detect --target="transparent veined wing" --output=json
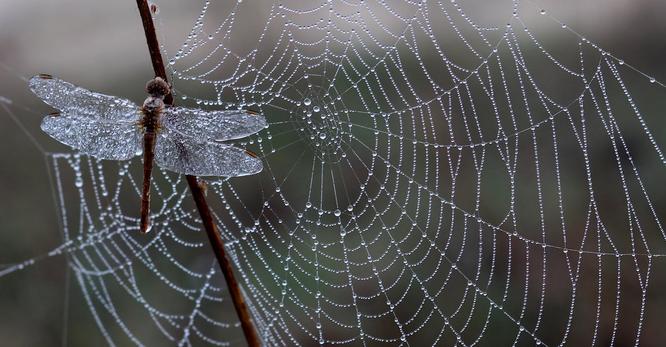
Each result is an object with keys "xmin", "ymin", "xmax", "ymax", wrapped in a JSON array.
[
  {"xmin": 162, "ymin": 107, "xmax": 267, "ymax": 141},
  {"xmin": 29, "ymin": 74, "xmax": 140, "ymax": 121},
  {"xmin": 41, "ymin": 113, "xmax": 142, "ymax": 160},
  {"xmin": 155, "ymin": 127, "xmax": 262, "ymax": 177}
]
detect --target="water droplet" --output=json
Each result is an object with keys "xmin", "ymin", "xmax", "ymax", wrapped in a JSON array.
[
  {"xmin": 313, "ymin": 106, "xmax": 320, "ymax": 112},
  {"xmin": 303, "ymin": 98, "xmax": 312, "ymax": 106},
  {"xmin": 334, "ymin": 209, "xmax": 341, "ymax": 217},
  {"xmin": 319, "ymin": 132, "xmax": 327, "ymax": 139}
]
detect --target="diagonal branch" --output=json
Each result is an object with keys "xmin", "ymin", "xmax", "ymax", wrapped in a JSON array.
[{"xmin": 135, "ymin": 1, "xmax": 261, "ymax": 346}]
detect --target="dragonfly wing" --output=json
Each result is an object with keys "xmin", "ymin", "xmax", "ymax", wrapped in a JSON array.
[
  {"xmin": 154, "ymin": 127, "xmax": 262, "ymax": 177},
  {"xmin": 162, "ymin": 107, "xmax": 267, "ymax": 141},
  {"xmin": 41, "ymin": 114, "xmax": 142, "ymax": 160},
  {"xmin": 29, "ymin": 74, "xmax": 141, "ymax": 121}
]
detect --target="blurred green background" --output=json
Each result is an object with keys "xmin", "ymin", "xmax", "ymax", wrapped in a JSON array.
[{"xmin": 1, "ymin": 0, "xmax": 665, "ymax": 346}]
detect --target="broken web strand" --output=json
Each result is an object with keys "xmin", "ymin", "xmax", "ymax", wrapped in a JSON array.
[{"xmin": 0, "ymin": 0, "xmax": 665, "ymax": 346}]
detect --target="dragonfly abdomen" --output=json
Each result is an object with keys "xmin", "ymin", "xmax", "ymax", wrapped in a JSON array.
[
  {"xmin": 140, "ymin": 130, "xmax": 157, "ymax": 233},
  {"xmin": 139, "ymin": 97, "xmax": 163, "ymax": 233}
]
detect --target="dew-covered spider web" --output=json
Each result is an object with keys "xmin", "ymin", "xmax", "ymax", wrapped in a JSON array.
[{"xmin": 2, "ymin": 0, "xmax": 666, "ymax": 346}]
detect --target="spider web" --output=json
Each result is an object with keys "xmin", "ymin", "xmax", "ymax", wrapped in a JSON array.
[{"xmin": 2, "ymin": 0, "xmax": 666, "ymax": 345}]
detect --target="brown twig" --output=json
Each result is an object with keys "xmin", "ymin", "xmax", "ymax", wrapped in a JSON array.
[
  {"xmin": 135, "ymin": 1, "xmax": 261, "ymax": 346},
  {"xmin": 185, "ymin": 176, "xmax": 261, "ymax": 347}
]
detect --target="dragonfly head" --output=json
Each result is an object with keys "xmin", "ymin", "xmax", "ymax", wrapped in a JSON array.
[{"xmin": 145, "ymin": 77, "xmax": 170, "ymax": 99}]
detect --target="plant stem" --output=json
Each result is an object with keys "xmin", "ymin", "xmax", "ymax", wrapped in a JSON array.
[
  {"xmin": 185, "ymin": 176, "xmax": 261, "ymax": 347},
  {"xmin": 135, "ymin": 1, "xmax": 261, "ymax": 346},
  {"xmin": 135, "ymin": 1, "xmax": 172, "ymax": 106}
]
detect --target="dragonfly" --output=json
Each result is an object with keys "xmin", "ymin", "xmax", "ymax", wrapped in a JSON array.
[{"xmin": 29, "ymin": 74, "xmax": 267, "ymax": 233}]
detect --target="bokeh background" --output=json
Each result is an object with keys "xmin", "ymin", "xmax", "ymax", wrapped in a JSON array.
[{"xmin": 1, "ymin": 0, "xmax": 665, "ymax": 346}]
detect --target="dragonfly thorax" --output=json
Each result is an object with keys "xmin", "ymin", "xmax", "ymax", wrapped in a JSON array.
[
  {"xmin": 140, "ymin": 96, "xmax": 163, "ymax": 133},
  {"xmin": 141, "ymin": 77, "xmax": 169, "ymax": 132},
  {"xmin": 142, "ymin": 96, "xmax": 164, "ymax": 113}
]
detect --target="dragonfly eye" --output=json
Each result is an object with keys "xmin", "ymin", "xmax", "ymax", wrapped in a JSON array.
[{"xmin": 146, "ymin": 77, "xmax": 170, "ymax": 98}]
